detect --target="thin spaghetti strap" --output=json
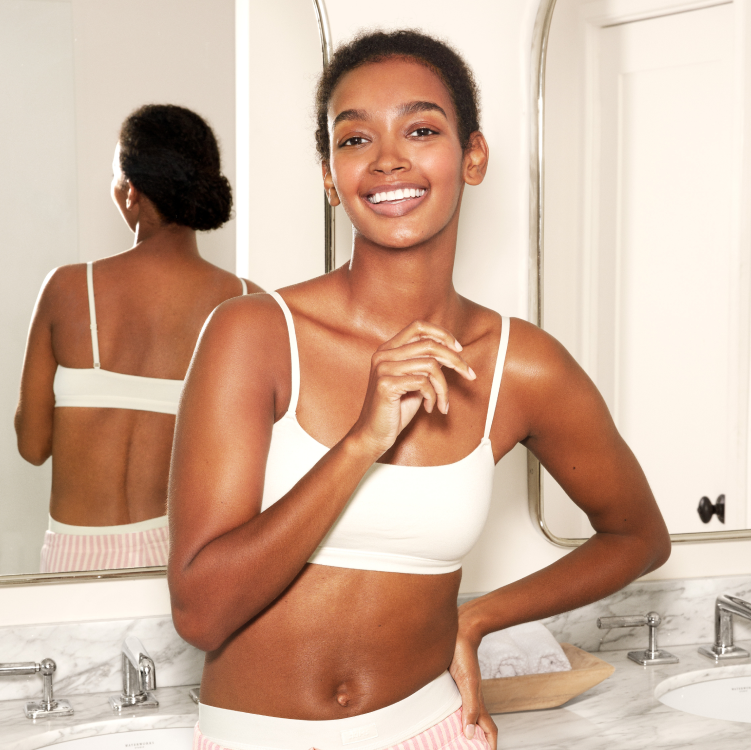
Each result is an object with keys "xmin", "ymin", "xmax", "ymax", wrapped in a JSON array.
[
  {"xmin": 483, "ymin": 316, "xmax": 511, "ymax": 439},
  {"xmin": 240, "ymin": 278, "xmax": 248, "ymax": 295},
  {"xmin": 269, "ymin": 291, "xmax": 300, "ymax": 415},
  {"xmin": 86, "ymin": 262, "xmax": 101, "ymax": 369}
]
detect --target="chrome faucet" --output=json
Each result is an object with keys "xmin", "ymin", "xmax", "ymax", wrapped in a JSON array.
[
  {"xmin": 597, "ymin": 611, "xmax": 678, "ymax": 665},
  {"xmin": 109, "ymin": 636, "xmax": 159, "ymax": 711},
  {"xmin": 0, "ymin": 658, "xmax": 74, "ymax": 718},
  {"xmin": 699, "ymin": 594, "xmax": 751, "ymax": 660}
]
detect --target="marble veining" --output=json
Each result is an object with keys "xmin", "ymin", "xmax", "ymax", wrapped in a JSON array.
[
  {"xmin": 2, "ymin": 573, "xmax": 750, "ymax": 703},
  {"xmin": 0, "ymin": 685, "xmax": 198, "ymax": 750},
  {"xmin": 3, "ymin": 646, "xmax": 751, "ymax": 749},
  {"xmin": 0, "ymin": 617, "xmax": 203, "ymax": 702},
  {"xmin": 493, "ymin": 641, "xmax": 751, "ymax": 750},
  {"xmin": 463, "ymin": 574, "xmax": 751, "ymax": 653}
]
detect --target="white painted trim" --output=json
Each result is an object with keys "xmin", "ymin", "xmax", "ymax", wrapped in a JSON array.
[
  {"xmin": 235, "ymin": 0, "xmax": 250, "ymax": 279},
  {"xmin": 581, "ymin": 0, "xmax": 732, "ymax": 28}
]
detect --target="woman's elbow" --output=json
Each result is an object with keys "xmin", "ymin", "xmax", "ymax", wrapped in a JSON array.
[
  {"xmin": 642, "ymin": 513, "xmax": 671, "ymax": 574},
  {"xmin": 14, "ymin": 413, "xmax": 52, "ymax": 465},
  {"xmin": 16, "ymin": 436, "xmax": 51, "ymax": 466},
  {"xmin": 650, "ymin": 526, "xmax": 672, "ymax": 572},
  {"xmin": 171, "ymin": 602, "xmax": 227, "ymax": 653},
  {"xmin": 169, "ymin": 571, "xmax": 228, "ymax": 652}
]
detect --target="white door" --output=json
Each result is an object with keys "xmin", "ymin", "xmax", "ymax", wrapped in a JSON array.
[{"xmin": 594, "ymin": 3, "xmax": 738, "ymax": 533}]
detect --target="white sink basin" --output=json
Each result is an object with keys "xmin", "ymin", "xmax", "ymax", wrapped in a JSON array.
[
  {"xmin": 656, "ymin": 664, "xmax": 751, "ymax": 723},
  {"xmin": 46, "ymin": 727, "xmax": 194, "ymax": 749}
]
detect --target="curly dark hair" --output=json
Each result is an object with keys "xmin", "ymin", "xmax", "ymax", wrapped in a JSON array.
[
  {"xmin": 315, "ymin": 29, "xmax": 481, "ymax": 163},
  {"xmin": 118, "ymin": 104, "xmax": 232, "ymax": 231}
]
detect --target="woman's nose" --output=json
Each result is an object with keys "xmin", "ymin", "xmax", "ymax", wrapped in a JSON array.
[{"xmin": 371, "ymin": 137, "xmax": 410, "ymax": 175}]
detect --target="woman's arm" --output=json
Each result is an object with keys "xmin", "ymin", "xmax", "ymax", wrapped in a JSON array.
[
  {"xmin": 167, "ymin": 297, "xmax": 475, "ymax": 652},
  {"xmin": 15, "ymin": 270, "xmax": 60, "ymax": 465},
  {"xmin": 451, "ymin": 321, "xmax": 670, "ymax": 746}
]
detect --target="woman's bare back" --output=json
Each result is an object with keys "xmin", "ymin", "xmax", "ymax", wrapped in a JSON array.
[{"xmin": 45, "ymin": 248, "xmax": 261, "ymax": 525}]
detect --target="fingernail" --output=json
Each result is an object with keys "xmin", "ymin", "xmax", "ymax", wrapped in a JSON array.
[
  {"xmin": 454, "ymin": 340, "xmax": 463, "ymax": 352},
  {"xmin": 464, "ymin": 724, "xmax": 476, "ymax": 740},
  {"xmin": 445, "ymin": 402, "xmax": 450, "ymax": 414},
  {"xmin": 468, "ymin": 367, "xmax": 476, "ymax": 379}
]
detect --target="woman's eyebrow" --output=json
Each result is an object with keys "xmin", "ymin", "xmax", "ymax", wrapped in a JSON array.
[
  {"xmin": 333, "ymin": 109, "xmax": 369, "ymax": 127},
  {"xmin": 332, "ymin": 101, "xmax": 448, "ymax": 128},
  {"xmin": 396, "ymin": 101, "xmax": 447, "ymax": 119}
]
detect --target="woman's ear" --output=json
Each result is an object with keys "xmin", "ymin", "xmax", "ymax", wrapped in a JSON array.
[
  {"xmin": 463, "ymin": 132, "xmax": 489, "ymax": 186},
  {"xmin": 321, "ymin": 162, "xmax": 341, "ymax": 207},
  {"xmin": 124, "ymin": 181, "xmax": 141, "ymax": 211}
]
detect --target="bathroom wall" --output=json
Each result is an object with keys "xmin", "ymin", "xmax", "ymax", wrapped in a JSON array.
[{"xmin": 2, "ymin": 0, "xmax": 751, "ymax": 630}]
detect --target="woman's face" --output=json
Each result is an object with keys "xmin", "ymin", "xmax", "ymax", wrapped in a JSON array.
[
  {"xmin": 111, "ymin": 143, "xmax": 136, "ymax": 232},
  {"xmin": 327, "ymin": 58, "xmax": 477, "ymax": 250}
]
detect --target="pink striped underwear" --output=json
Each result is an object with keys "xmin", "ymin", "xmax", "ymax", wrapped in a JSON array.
[
  {"xmin": 39, "ymin": 515, "xmax": 169, "ymax": 572},
  {"xmin": 193, "ymin": 708, "xmax": 490, "ymax": 750},
  {"xmin": 193, "ymin": 672, "xmax": 491, "ymax": 750}
]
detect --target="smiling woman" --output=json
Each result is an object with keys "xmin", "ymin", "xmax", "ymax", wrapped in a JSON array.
[{"xmin": 167, "ymin": 29, "xmax": 670, "ymax": 750}]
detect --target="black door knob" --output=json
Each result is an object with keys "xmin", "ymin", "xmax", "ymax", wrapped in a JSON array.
[{"xmin": 697, "ymin": 494, "xmax": 725, "ymax": 524}]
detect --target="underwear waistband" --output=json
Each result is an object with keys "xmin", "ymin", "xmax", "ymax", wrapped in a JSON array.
[
  {"xmin": 199, "ymin": 670, "xmax": 462, "ymax": 750},
  {"xmin": 47, "ymin": 514, "xmax": 168, "ymax": 536}
]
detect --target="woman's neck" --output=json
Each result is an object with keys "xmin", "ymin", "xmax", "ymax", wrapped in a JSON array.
[
  {"xmin": 131, "ymin": 221, "xmax": 200, "ymax": 259},
  {"xmin": 342, "ymin": 226, "xmax": 462, "ymax": 336}
]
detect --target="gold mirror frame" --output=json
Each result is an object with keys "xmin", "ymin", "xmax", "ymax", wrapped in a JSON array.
[
  {"xmin": 0, "ymin": 0, "xmax": 335, "ymax": 587},
  {"xmin": 527, "ymin": 0, "xmax": 751, "ymax": 547}
]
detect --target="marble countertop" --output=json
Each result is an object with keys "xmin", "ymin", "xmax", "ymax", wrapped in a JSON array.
[
  {"xmin": 493, "ymin": 640, "xmax": 751, "ymax": 749},
  {"xmin": 2, "ymin": 642, "xmax": 749, "ymax": 749},
  {"xmin": 1, "ymin": 685, "xmax": 199, "ymax": 749}
]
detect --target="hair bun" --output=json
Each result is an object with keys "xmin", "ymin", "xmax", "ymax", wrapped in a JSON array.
[{"xmin": 119, "ymin": 104, "xmax": 232, "ymax": 231}]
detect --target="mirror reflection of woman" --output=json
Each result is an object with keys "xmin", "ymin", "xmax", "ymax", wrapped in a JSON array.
[
  {"xmin": 168, "ymin": 32, "xmax": 670, "ymax": 750},
  {"xmin": 15, "ymin": 104, "xmax": 262, "ymax": 574}
]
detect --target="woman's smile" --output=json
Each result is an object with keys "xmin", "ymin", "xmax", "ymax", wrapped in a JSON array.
[{"xmin": 363, "ymin": 184, "xmax": 428, "ymax": 217}]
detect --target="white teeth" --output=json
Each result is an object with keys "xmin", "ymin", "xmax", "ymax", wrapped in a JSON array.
[{"xmin": 368, "ymin": 188, "xmax": 426, "ymax": 204}]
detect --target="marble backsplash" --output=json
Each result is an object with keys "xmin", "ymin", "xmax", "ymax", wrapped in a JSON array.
[
  {"xmin": 462, "ymin": 573, "xmax": 751, "ymax": 653},
  {"xmin": 1, "ymin": 573, "xmax": 750, "ymax": 702},
  {"xmin": 0, "ymin": 614, "xmax": 203, "ymax": 702}
]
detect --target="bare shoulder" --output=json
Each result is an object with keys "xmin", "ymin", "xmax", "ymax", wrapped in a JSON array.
[
  {"xmin": 505, "ymin": 318, "xmax": 579, "ymax": 382},
  {"xmin": 198, "ymin": 292, "xmax": 289, "ymax": 357},
  {"xmin": 189, "ymin": 292, "xmax": 293, "ymax": 416},
  {"xmin": 34, "ymin": 263, "xmax": 88, "ymax": 317}
]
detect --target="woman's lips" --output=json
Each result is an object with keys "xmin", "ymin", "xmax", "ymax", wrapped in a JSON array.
[{"xmin": 362, "ymin": 187, "xmax": 428, "ymax": 217}]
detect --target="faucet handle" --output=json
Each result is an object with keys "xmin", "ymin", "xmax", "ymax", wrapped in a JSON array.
[
  {"xmin": 597, "ymin": 614, "xmax": 651, "ymax": 629},
  {"xmin": 598, "ymin": 611, "xmax": 679, "ymax": 666},
  {"xmin": 109, "ymin": 638, "xmax": 159, "ymax": 712}
]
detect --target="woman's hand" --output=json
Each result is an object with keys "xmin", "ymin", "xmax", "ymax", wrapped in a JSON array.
[
  {"xmin": 449, "ymin": 623, "xmax": 498, "ymax": 749},
  {"xmin": 348, "ymin": 320, "xmax": 476, "ymax": 458}
]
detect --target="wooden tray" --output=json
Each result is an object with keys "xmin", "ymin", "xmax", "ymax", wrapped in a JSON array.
[{"xmin": 481, "ymin": 643, "xmax": 615, "ymax": 714}]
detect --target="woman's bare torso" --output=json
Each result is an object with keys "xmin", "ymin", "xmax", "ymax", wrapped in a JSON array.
[
  {"xmin": 197, "ymin": 279, "xmax": 515, "ymax": 718},
  {"xmin": 49, "ymin": 251, "xmax": 254, "ymax": 526}
]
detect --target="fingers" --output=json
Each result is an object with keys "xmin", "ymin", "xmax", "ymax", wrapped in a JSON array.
[
  {"xmin": 377, "ymin": 373, "xmax": 439, "ymax": 415},
  {"xmin": 375, "ymin": 359, "xmax": 449, "ymax": 414},
  {"xmin": 477, "ymin": 709, "xmax": 498, "ymax": 750},
  {"xmin": 381, "ymin": 319, "xmax": 464, "ymax": 356},
  {"xmin": 374, "ymin": 338, "xmax": 477, "ymax": 383},
  {"xmin": 462, "ymin": 700, "xmax": 479, "ymax": 741}
]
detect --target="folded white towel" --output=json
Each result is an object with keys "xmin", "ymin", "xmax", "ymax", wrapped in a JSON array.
[
  {"xmin": 477, "ymin": 629, "xmax": 529, "ymax": 679},
  {"xmin": 478, "ymin": 621, "xmax": 571, "ymax": 679}
]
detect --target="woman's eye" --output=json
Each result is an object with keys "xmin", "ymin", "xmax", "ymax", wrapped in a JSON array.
[
  {"xmin": 341, "ymin": 136, "xmax": 368, "ymax": 147},
  {"xmin": 409, "ymin": 127, "xmax": 438, "ymax": 137}
]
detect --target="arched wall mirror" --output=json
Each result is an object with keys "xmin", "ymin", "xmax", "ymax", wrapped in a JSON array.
[
  {"xmin": 530, "ymin": 0, "xmax": 751, "ymax": 545},
  {"xmin": 0, "ymin": 0, "xmax": 333, "ymax": 586}
]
